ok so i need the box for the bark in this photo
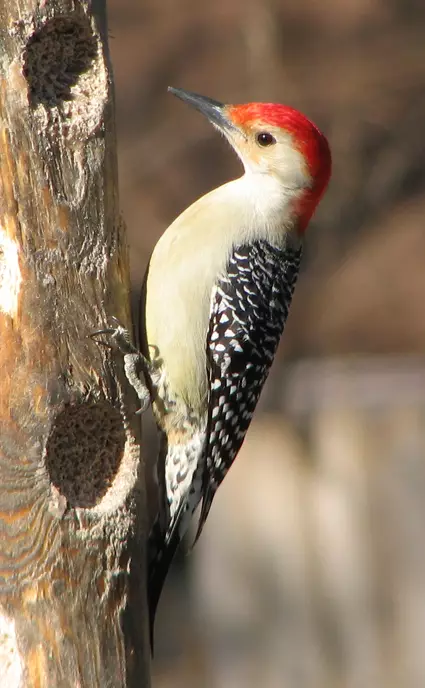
[0,0,150,686]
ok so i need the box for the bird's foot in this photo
[90,317,152,414]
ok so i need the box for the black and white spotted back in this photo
[196,239,302,537]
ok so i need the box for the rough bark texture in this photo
[0,1,149,686]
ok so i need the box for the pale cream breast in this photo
[144,174,295,413]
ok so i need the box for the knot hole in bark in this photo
[22,15,98,108]
[45,402,125,508]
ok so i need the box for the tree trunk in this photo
[0,0,150,685]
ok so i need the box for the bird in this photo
[95,87,331,647]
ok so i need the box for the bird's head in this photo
[169,87,331,232]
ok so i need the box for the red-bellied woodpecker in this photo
[94,87,331,646]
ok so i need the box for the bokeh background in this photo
[108,1,425,685]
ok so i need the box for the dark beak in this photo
[168,87,240,136]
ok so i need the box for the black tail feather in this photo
[147,523,181,653]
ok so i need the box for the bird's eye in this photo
[256,132,276,147]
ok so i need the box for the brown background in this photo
[108,1,425,685]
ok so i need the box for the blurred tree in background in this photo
[109,1,425,685]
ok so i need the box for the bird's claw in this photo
[89,329,115,350]
[89,317,136,355]
[90,318,153,413]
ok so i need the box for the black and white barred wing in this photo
[196,240,302,539]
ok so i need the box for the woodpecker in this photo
[95,87,331,646]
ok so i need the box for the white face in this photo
[220,122,312,192]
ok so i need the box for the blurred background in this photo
[108,1,425,685]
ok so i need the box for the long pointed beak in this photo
[168,87,240,137]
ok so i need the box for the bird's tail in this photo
[147,429,206,651]
[147,517,181,653]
